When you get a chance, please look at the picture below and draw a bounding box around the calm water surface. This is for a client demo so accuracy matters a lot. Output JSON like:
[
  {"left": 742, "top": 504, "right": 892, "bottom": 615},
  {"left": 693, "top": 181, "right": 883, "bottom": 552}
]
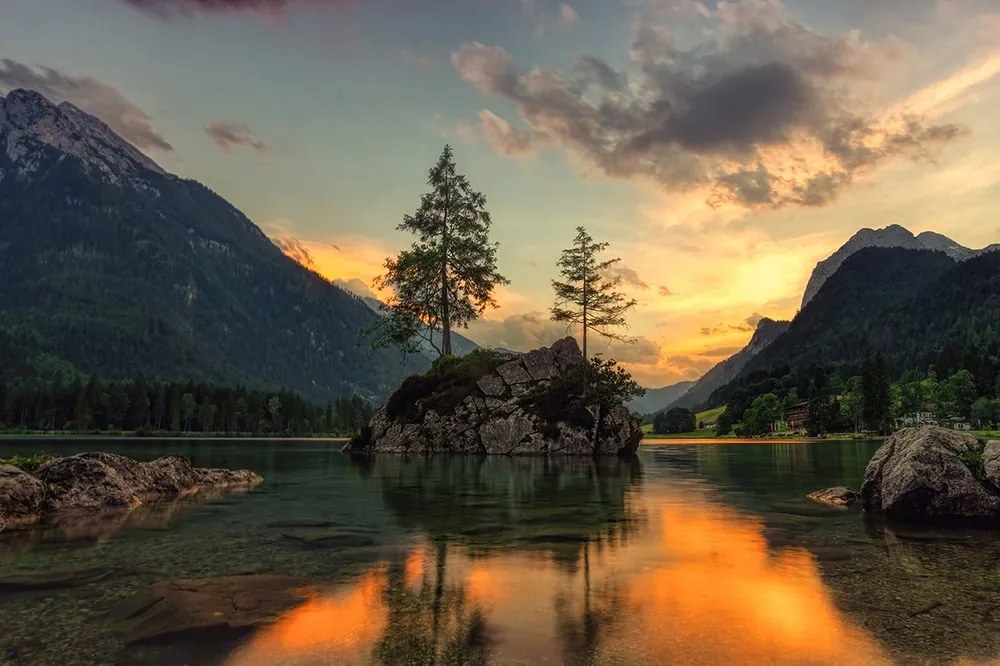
[{"left": 2, "top": 438, "right": 999, "bottom": 665}]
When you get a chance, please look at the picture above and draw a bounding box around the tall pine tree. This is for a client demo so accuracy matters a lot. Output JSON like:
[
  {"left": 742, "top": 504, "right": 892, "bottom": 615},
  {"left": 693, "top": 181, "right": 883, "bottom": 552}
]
[
  {"left": 374, "top": 145, "right": 508, "bottom": 357},
  {"left": 551, "top": 227, "right": 637, "bottom": 360}
]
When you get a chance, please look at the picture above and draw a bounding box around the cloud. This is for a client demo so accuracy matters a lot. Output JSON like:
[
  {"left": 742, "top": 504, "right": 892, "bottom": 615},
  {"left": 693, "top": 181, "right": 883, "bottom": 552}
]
[
  {"left": 744, "top": 312, "right": 765, "bottom": 327},
  {"left": 658, "top": 286, "right": 674, "bottom": 297},
  {"left": 271, "top": 236, "right": 316, "bottom": 269},
  {"left": 594, "top": 336, "right": 662, "bottom": 364},
  {"left": 205, "top": 122, "right": 270, "bottom": 154},
  {"left": 451, "top": 1, "right": 964, "bottom": 209},
  {"left": 334, "top": 277, "right": 378, "bottom": 300},
  {"left": 121, "top": 0, "right": 351, "bottom": 18},
  {"left": 664, "top": 354, "right": 718, "bottom": 377},
  {"left": 467, "top": 311, "right": 571, "bottom": 352},
  {"left": 0, "top": 58, "right": 172, "bottom": 151},
  {"left": 478, "top": 110, "right": 537, "bottom": 157},
  {"left": 700, "top": 345, "right": 742, "bottom": 357},
  {"left": 699, "top": 320, "right": 755, "bottom": 336},
  {"left": 559, "top": 3, "right": 580, "bottom": 26},
  {"left": 607, "top": 264, "right": 649, "bottom": 290}
]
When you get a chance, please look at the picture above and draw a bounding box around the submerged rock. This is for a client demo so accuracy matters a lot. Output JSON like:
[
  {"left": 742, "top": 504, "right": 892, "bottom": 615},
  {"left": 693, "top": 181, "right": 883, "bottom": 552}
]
[
  {"left": 113, "top": 574, "right": 309, "bottom": 645},
  {"left": 0, "top": 453, "right": 261, "bottom": 527},
  {"left": 346, "top": 338, "right": 643, "bottom": 457},
  {"left": 807, "top": 486, "right": 861, "bottom": 508},
  {"left": 861, "top": 426, "right": 1000, "bottom": 524}
]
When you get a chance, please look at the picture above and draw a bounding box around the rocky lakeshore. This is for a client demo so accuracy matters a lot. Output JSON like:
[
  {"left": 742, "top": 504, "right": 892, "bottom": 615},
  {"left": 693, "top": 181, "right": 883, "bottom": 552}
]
[
  {"left": 0, "top": 452, "right": 262, "bottom": 529},
  {"left": 346, "top": 338, "right": 644, "bottom": 457},
  {"left": 811, "top": 426, "right": 1000, "bottom": 524}
]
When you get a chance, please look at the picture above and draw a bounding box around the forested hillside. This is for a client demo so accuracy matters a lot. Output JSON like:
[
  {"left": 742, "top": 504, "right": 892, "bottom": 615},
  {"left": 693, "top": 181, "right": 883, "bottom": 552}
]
[
  {"left": 714, "top": 248, "right": 1000, "bottom": 432},
  {"left": 0, "top": 89, "right": 424, "bottom": 401}
]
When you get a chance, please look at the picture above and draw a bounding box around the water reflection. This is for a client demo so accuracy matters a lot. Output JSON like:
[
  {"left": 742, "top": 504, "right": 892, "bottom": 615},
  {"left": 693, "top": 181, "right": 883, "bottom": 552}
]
[{"left": 229, "top": 459, "right": 887, "bottom": 665}]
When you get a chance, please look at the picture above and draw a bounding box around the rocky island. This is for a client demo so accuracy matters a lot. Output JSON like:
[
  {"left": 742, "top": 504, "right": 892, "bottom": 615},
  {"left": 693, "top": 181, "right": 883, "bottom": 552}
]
[
  {"left": 346, "top": 337, "right": 643, "bottom": 457},
  {"left": 0, "top": 452, "right": 262, "bottom": 529}
]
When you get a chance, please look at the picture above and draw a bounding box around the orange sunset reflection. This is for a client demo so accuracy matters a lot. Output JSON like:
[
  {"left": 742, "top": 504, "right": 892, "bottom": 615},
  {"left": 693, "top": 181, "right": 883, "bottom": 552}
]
[
  {"left": 619, "top": 499, "right": 890, "bottom": 665},
  {"left": 227, "top": 494, "right": 888, "bottom": 665},
  {"left": 226, "top": 572, "right": 387, "bottom": 665}
]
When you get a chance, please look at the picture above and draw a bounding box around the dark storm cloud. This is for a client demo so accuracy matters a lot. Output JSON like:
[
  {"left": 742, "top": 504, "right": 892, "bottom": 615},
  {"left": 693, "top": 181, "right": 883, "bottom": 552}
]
[
  {"left": 0, "top": 58, "right": 172, "bottom": 151},
  {"left": 452, "top": 1, "right": 962, "bottom": 209}
]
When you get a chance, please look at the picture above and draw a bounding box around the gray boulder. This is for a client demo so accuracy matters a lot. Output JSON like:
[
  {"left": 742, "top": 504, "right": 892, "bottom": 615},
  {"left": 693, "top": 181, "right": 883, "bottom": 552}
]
[
  {"left": 861, "top": 426, "right": 1000, "bottom": 523},
  {"left": 0, "top": 464, "right": 46, "bottom": 528},
  {"left": 38, "top": 453, "right": 262, "bottom": 513},
  {"left": 0, "top": 453, "right": 261, "bottom": 527},
  {"left": 348, "top": 337, "right": 642, "bottom": 457}
]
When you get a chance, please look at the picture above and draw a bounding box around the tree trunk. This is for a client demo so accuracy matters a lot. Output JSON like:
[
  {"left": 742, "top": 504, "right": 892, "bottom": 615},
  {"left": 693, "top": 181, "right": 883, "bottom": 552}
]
[
  {"left": 582, "top": 235, "right": 589, "bottom": 397},
  {"left": 441, "top": 271, "right": 451, "bottom": 356},
  {"left": 440, "top": 181, "right": 452, "bottom": 357}
]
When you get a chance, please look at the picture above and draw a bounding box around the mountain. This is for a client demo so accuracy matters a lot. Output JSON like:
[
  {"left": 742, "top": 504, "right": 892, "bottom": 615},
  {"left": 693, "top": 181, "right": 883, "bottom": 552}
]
[
  {"left": 0, "top": 88, "right": 425, "bottom": 401},
  {"left": 800, "top": 225, "right": 1000, "bottom": 309},
  {"left": 713, "top": 246, "right": 1000, "bottom": 419},
  {"left": 667, "top": 317, "right": 791, "bottom": 411},
  {"left": 348, "top": 291, "right": 479, "bottom": 358},
  {"left": 628, "top": 380, "right": 694, "bottom": 416}
]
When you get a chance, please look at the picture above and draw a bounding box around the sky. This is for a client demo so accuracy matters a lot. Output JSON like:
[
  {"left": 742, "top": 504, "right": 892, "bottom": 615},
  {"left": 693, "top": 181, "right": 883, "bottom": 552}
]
[{"left": 2, "top": 0, "right": 1000, "bottom": 387}]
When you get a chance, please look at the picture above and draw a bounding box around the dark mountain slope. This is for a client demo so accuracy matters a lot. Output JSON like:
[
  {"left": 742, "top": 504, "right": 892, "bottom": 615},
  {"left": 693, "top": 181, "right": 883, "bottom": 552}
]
[
  {"left": 0, "top": 88, "right": 422, "bottom": 400},
  {"left": 668, "top": 317, "right": 790, "bottom": 412},
  {"left": 709, "top": 247, "right": 984, "bottom": 412}
]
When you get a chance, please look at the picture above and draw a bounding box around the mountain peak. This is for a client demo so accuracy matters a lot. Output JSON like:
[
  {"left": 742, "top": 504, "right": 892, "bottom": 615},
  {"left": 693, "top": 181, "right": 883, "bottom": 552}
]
[
  {"left": 0, "top": 86, "right": 164, "bottom": 186},
  {"left": 800, "top": 225, "right": 972, "bottom": 309}
]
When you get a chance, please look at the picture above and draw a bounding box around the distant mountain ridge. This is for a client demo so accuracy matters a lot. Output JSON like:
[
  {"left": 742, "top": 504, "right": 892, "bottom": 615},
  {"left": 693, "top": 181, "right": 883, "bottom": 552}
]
[
  {"left": 0, "top": 88, "right": 425, "bottom": 400},
  {"left": 710, "top": 245, "right": 1000, "bottom": 417},
  {"left": 667, "top": 317, "right": 791, "bottom": 412},
  {"left": 801, "top": 224, "right": 1000, "bottom": 308},
  {"left": 628, "top": 380, "right": 695, "bottom": 416}
]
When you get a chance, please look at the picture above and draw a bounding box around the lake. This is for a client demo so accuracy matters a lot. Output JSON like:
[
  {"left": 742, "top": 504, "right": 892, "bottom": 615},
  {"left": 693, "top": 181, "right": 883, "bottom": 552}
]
[{"left": 2, "top": 438, "right": 999, "bottom": 665}]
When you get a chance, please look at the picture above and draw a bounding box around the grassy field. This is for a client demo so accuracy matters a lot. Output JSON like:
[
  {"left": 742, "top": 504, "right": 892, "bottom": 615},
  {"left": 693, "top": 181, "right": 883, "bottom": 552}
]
[
  {"left": 643, "top": 406, "right": 727, "bottom": 439},
  {"left": 696, "top": 406, "right": 726, "bottom": 427}
]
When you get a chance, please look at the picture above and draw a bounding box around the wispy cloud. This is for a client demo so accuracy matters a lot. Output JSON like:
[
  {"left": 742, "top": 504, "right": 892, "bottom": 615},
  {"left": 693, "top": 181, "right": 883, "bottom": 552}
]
[
  {"left": 205, "top": 121, "right": 270, "bottom": 154},
  {"left": 0, "top": 58, "right": 172, "bottom": 151},
  {"left": 121, "top": 0, "right": 352, "bottom": 19}
]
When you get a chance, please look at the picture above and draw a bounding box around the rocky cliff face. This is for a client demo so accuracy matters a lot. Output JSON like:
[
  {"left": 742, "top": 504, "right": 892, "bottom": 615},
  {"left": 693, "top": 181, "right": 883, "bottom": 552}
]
[{"left": 347, "top": 338, "right": 643, "bottom": 457}]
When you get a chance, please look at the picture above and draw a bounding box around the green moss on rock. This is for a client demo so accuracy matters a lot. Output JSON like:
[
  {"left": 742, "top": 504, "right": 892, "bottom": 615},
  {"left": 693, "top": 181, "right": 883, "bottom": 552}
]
[{"left": 385, "top": 349, "right": 507, "bottom": 423}]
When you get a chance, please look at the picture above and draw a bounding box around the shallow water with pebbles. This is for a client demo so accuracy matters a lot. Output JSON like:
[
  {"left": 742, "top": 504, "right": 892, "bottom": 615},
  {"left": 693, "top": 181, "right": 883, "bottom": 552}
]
[{"left": 1, "top": 438, "right": 999, "bottom": 665}]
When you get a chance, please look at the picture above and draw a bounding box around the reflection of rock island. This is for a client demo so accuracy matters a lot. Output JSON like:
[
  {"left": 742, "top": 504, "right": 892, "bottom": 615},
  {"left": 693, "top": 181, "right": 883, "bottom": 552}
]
[{"left": 364, "top": 454, "right": 645, "bottom": 565}]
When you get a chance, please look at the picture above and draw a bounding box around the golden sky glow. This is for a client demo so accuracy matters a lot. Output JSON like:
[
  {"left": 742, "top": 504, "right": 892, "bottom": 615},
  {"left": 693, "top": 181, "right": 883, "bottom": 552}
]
[{"left": 35, "top": 0, "right": 990, "bottom": 389}]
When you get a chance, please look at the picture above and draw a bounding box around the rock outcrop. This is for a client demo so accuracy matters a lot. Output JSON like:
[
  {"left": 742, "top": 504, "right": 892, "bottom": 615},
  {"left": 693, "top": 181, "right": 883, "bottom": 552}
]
[
  {"left": 861, "top": 426, "right": 1000, "bottom": 524},
  {"left": 347, "top": 338, "right": 643, "bottom": 457},
  {"left": 0, "top": 464, "right": 47, "bottom": 527},
  {"left": 807, "top": 486, "right": 860, "bottom": 508},
  {"left": 0, "top": 453, "right": 261, "bottom": 528}
]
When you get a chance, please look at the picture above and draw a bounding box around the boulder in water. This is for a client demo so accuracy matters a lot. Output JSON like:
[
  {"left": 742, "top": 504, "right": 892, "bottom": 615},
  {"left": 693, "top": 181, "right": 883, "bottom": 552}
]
[
  {"left": 807, "top": 486, "right": 860, "bottom": 508},
  {"left": 861, "top": 426, "right": 1000, "bottom": 524}
]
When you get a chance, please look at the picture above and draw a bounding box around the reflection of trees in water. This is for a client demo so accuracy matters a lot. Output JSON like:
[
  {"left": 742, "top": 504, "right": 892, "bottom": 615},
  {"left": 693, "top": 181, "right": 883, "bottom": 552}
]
[
  {"left": 358, "top": 455, "right": 645, "bottom": 569},
  {"left": 553, "top": 542, "right": 626, "bottom": 666},
  {"left": 374, "top": 543, "right": 492, "bottom": 666},
  {"left": 646, "top": 442, "right": 878, "bottom": 505}
]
